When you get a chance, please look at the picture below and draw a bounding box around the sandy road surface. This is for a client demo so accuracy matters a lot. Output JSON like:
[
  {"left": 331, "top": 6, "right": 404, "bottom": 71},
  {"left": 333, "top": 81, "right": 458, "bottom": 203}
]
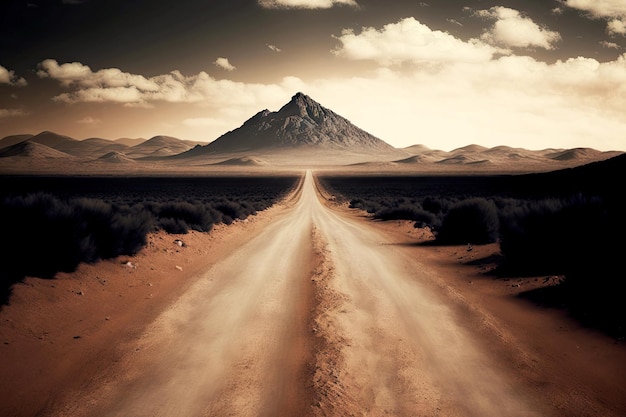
[{"left": 44, "top": 170, "right": 620, "bottom": 416}]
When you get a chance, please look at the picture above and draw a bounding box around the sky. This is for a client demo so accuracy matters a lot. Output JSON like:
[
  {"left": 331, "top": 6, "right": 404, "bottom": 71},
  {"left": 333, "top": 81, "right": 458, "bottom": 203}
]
[{"left": 1, "top": 0, "right": 626, "bottom": 151}]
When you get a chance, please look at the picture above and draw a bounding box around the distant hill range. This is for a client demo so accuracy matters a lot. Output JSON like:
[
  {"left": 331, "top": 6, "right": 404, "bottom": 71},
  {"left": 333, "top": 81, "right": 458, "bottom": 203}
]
[
  {"left": 0, "top": 92, "right": 623, "bottom": 173},
  {"left": 0, "top": 131, "right": 203, "bottom": 160}
]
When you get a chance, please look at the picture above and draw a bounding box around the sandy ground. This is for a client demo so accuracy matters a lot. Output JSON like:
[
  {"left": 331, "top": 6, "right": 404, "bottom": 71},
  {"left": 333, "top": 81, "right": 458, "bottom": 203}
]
[{"left": 1, "top": 171, "right": 625, "bottom": 416}]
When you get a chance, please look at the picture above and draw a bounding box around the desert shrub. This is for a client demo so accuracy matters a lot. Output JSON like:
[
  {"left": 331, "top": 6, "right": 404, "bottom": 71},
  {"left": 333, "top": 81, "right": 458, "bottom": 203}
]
[
  {"left": 349, "top": 198, "right": 381, "bottom": 213},
  {"left": 374, "top": 205, "right": 438, "bottom": 229},
  {"left": 0, "top": 193, "right": 152, "bottom": 302},
  {"left": 436, "top": 198, "right": 499, "bottom": 244},
  {"left": 500, "top": 194, "right": 625, "bottom": 336},
  {"left": 151, "top": 202, "right": 215, "bottom": 232},
  {"left": 1, "top": 194, "right": 82, "bottom": 278},
  {"left": 214, "top": 199, "right": 247, "bottom": 221},
  {"left": 0, "top": 176, "right": 299, "bottom": 304},
  {"left": 157, "top": 217, "right": 191, "bottom": 234},
  {"left": 73, "top": 199, "right": 153, "bottom": 260},
  {"left": 499, "top": 194, "right": 613, "bottom": 277},
  {"left": 421, "top": 196, "right": 444, "bottom": 214}
]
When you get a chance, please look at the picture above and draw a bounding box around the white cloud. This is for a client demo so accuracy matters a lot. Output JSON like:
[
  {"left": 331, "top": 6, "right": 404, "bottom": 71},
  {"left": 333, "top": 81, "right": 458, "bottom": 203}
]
[
  {"left": 332, "top": 17, "right": 498, "bottom": 65},
  {"left": 561, "top": 0, "right": 626, "bottom": 36},
  {"left": 33, "top": 17, "right": 626, "bottom": 153},
  {"left": 183, "top": 48, "right": 626, "bottom": 151},
  {"left": 54, "top": 86, "right": 144, "bottom": 104},
  {"left": 266, "top": 44, "right": 282, "bottom": 52},
  {"left": 552, "top": 7, "right": 564, "bottom": 15},
  {"left": 0, "top": 65, "right": 27, "bottom": 86},
  {"left": 560, "top": 0, "right": 626, "bottom": 18},
  {"left": 258, "top": 0, "right": 357, "bottom": 9},
  {"left": 600, "top": 40, "right": 621, "bottom": 49},
  {"left": 37, "top": 59, "right": 158, "bottom": 90},
  {"left": 324, "top": 18, "right": 626, "bottom": 151},
  {"left": 0, "top": 108, "right": 29, "bottom": 118},
  {"left": 37, "top": 59, "right": 301, "bottom": 116},
  {"left": 213, "top": 57, "right": 237, "bottom": 72},
  {"left": 608, "top": 18, "right": 626, "bottom": 35},
  {"left": 477, "top": 7, "right": 561, "bottom": 50},
  {"left": 446, "top": 18, "right": 463, "bottom": 27}
]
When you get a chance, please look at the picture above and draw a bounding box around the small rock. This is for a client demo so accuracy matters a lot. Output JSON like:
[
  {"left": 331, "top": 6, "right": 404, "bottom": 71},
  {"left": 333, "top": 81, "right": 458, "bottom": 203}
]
[
  {"left": 73, "top": 335, "right": 81, "bottom": 339},
  {"left": 175, "top": 265, "right": 183, "bottom": 271}
]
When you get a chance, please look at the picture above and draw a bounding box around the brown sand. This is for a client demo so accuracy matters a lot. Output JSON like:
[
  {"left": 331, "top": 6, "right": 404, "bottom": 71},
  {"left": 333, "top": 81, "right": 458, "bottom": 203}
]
[{"left": 0, "top": 172, "right": 625, "bottom": 417}]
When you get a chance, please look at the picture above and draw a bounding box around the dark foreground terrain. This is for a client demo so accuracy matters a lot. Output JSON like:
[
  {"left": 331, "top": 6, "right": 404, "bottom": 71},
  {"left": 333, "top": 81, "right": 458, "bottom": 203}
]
[
  {"left": 319, "top": 154, "right": 626, "bottom": 338},
  {"left": 0, "top": 175, "right": 300, "bottom": 303}
]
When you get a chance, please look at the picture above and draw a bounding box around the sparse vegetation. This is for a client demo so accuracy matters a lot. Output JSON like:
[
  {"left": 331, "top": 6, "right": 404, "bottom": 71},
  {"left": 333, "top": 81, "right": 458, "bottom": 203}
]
[
  {"left": 0, "top": 175, "right": 298, "bottom": 304},
  {"left": 437, "top": 198, "right": 499, "bottom": 245},
  {"left": 319, "top": 168, "right": 625, "bottom": 337}
]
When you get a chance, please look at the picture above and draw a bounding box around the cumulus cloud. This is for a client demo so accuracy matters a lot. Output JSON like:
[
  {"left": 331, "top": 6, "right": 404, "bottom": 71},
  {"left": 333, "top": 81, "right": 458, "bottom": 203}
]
[
  {"left": 607, "top": 18, "right": 626, "bottom": 35},
  {"left": 325, "top": 18, "right": 626, "bottom": 150},
  {"left": 37, "top": 59, "right": 158, "bottom": 90},
  {"left": 560, "top": 0, "right": 626, "bottom": 18},
  {"left": 477, "top": 7, "right": 561, "bottom": 50},
  {"left": 213, "top": 57, "right": 236, "bottom": 72},
  {"left": 0, "top": 65, "right": 27, "bottom": 86},
  {"left": 36, "top": 59, "right": 301, "bottom": 111},
  {"left": 32, "top": 13, "right": 626, "bottom": 152},
  {"left": 601, "top": 40, "right": 621, "bottom": 49},
  {"left": 0, "top": 108, "right": 29, "bottom": 118},
  {"left": 258, "top": 0, "right": 357, "bottom": 9},
  {"left": 332, "top": 17, "right": 498, "bottom": 65},
  {"left": 266, "top": 44, "right": 282, "bottom": 52},
  {"left": 561, "top": 0, "right": 626, "bottom": 36}
]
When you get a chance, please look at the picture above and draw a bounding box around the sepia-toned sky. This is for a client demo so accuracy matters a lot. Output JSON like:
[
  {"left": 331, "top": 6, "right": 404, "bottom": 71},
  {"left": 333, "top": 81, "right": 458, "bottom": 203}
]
[{"left": 1, "top": 0, "right": 626, "bottom": 151}]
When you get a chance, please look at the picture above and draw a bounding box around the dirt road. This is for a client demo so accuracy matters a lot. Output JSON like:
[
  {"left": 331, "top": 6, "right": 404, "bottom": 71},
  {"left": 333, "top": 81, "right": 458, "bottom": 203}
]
[{"left": 40, "top": 170, "right": 623, "bottom": 417}]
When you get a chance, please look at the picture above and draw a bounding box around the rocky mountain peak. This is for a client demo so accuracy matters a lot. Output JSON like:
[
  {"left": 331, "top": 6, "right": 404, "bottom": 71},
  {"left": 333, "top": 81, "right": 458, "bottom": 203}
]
[
  {"left": 277, "top": 92, "right": 327, "bottom": 121},
  {"left": 184, "top": 92, "right": 399, "bottom": 156}
]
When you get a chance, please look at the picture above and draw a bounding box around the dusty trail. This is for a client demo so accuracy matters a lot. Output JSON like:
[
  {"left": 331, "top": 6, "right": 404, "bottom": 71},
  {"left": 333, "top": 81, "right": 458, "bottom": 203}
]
[
  {"left": 59, "top": 170, "right": 546, "bottom": 416},
  {"left": 61, "top": 175, "right": 315, "bottom": 417},
  {"left": 307, "top": 174, "right": 538, "bottom": 417}
]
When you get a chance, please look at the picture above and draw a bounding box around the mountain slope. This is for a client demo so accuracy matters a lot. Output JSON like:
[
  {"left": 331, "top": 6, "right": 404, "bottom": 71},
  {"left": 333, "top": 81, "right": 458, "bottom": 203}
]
[
  {"left": 29, "top": 131, "right": 77, "bottom": 148},
  {"left": 55, "top": 137, "right": 130, "bottom": 157},
  {"left": 0, "top": 141, "right": 74, "bottom": 159},
  {"left": 127, "top": 136, "right": 196, "bottom": 158},
  {"left": 0, "top": 134, "right": 34, "bottom": 150},
  {"left": 184, "top": 93, "right": 400, "bottom": 159}
]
